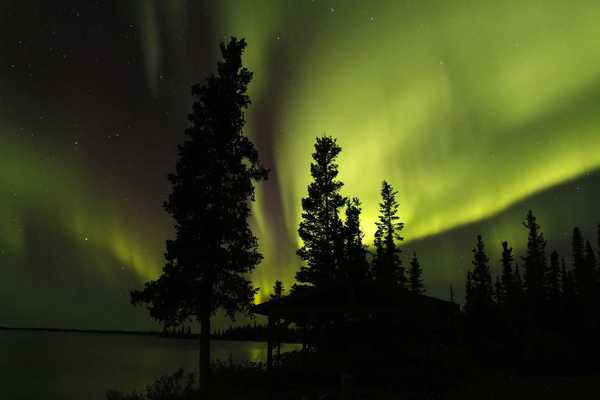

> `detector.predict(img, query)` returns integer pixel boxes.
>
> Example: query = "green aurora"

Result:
[1,0,600,327]
[215,0,600,301]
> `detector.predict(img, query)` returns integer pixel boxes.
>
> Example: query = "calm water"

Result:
[0,330,299,400]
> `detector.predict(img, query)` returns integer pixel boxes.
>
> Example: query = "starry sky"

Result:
[1,0,600,330]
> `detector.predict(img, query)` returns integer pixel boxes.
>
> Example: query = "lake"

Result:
[0,329,299,400]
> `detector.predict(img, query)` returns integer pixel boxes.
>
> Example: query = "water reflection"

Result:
[0,330,299,400]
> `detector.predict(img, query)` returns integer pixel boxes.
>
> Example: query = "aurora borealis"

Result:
[2,0,600,329]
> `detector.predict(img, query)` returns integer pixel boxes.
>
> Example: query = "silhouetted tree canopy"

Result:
[372,181,405,287]
[296,136,346,287]
[561,257,576,312]
[522,210,547,316]
[597,224,600,264]
[572,227,587,296]
[584,240,597,284]
[342,197,370,283]
[465,235,494,318]
[499,241,516,306]
[408,252,425,294]
[560,257,569,296]
[130,37,267,391]
[465,271,473,311]
[547,250,561,311]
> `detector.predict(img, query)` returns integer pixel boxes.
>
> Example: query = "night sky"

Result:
[2,0,600,330]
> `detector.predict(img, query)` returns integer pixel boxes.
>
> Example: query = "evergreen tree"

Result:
[465,271,474,313]
[584,240,597,280]
[579,240,597,305]
[514,263,523,299]
[271,280,284,300]
[567,270,577,300]
[560,257,576,314]
[500,241,515,304]
[562,259,577,302]
[342,197,369,283]
[558,255,581,338]
[597,224,600,270]
[408,252,425,294]
[597,223,600,268]
[494,275,503,305]
[296,136,346,287]
[560,257,568,296]
[130,38,267,392]
[572,227,586,295]
[465,235,494,316]
[547,250,561,311]
[597,224,600,295]
[571,228,597,304]
[522,210,547,311]
[373,181,405,287]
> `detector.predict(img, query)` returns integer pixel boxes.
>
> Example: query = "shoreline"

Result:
[0,326,301,343]
[0,325,159,337]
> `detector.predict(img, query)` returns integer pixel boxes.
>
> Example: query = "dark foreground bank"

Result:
[107,351,600,400]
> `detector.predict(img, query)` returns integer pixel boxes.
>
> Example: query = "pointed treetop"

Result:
[408,251,425,294]
[373,180,405,287]
[296,136,347,287]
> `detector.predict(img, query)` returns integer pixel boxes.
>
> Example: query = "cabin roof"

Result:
[253,280,459,318]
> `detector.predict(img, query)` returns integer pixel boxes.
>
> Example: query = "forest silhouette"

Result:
[120,37,600,400]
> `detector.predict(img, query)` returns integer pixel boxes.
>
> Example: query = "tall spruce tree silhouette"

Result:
[465,271,474,311]
[597,224,600,265]
[560,256,578,337]
[561,257,576,313]
[560,257,569,297]
[342,197,370,283]
[522,210,547,320]
[408,252,425,294]
[373,181,405,287]
[511,261,525,332]
[296,136,346,287]
[514,262,523,300]
[465,235,494,331]
[499,241,514,306]
[584,240,597,281]
[547,250,561,320]
[130,38,267,392]
[572,227,591,299]
[580,240,597,332]
[582,240,597,309]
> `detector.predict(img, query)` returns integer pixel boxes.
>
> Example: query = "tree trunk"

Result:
[267,315,274,372]
[199,311,211,395]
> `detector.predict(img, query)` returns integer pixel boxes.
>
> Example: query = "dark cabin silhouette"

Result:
[254,280,459,387]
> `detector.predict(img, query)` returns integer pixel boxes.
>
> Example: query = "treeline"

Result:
[464,210,600,371]
[273,136,425,296]
[160,325,193,339]
[212,323,302,343]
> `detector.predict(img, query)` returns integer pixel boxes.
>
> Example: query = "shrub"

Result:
[107,369,195,400]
